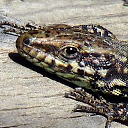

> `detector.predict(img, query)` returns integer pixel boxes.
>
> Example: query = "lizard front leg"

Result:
[65,88,128,128]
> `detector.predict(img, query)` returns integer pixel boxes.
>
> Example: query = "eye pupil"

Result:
[66,47,77,55]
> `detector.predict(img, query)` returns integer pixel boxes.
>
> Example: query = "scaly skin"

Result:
[1,21,128,128]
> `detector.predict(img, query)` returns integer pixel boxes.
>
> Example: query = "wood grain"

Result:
[0,0,128,128]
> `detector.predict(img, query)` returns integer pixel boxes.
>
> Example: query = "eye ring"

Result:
[60,46,79,60]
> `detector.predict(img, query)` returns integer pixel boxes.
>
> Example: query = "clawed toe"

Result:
[65,88,128,128]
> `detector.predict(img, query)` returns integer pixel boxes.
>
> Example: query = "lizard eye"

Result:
[61,46,79,60]
[65,47,77,55]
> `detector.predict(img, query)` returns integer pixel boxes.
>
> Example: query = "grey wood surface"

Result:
[0,0,128,128]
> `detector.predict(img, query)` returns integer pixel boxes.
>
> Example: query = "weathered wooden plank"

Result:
[0,0,128,128]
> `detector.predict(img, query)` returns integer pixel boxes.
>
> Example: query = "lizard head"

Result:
[16,24,125,92]
[16,26,115,76]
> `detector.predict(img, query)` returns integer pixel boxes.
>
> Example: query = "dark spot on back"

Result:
[45,33,50,37]
[45,30,51,33]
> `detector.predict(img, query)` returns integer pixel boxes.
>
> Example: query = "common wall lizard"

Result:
[1,21,128,128]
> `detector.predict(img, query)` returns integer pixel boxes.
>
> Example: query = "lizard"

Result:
[1,21,128,128]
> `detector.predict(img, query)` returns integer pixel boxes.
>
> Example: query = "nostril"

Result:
[23,38,30,45]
